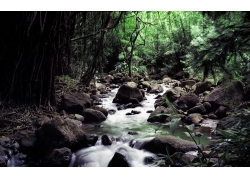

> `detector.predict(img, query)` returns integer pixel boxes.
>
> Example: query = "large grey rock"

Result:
[114,84,143,104]
[177,93,200,110]
[204,81,246,109]
[82,108,107,122]
[61,93,93,114]
[141,136,197,155]
[35,116,87,151]
[147,106,178,123]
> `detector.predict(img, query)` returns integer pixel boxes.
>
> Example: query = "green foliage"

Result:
[210,110,250,166]
[56,75,77,92]
[185,12,250,82]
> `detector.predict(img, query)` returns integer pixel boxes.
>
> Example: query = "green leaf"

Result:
[185,124,195,131]
[170,118,181,135]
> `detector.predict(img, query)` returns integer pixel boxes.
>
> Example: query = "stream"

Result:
[69,84,217,167]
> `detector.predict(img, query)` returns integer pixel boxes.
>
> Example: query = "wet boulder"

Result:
[204,81,246,109]
[101,135,112,146]
[147,106,177,123]
[140,81,151,89]
[162,77,172,84]
[176,93,200,110]
[99,74,114,84]
[215,106,228,119]
[61,93,93,114]
[93,107,108,117]
[179,80,196,89]
[193,82,213,95]
[141,135,197,155]
[114,84,143,104]
[203,102,212,113]
[35,116,88,151]
[45,147,72,167]
[126,81,138,88]
[148,83,163,94]
[108,152,129,167]
[82,108,107,122]
[74,114,85,122]
[185,113,203,125]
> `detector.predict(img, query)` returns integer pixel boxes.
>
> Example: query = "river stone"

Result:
[75,114,85,122]
[114,84,143,104]
[99,74,114,84]
[141,135,197,155]
[147,106,177,123]
[35,116,87,151]
[193,82,213,95]
[82,108,107,122]
[93,107,108,117]
[177,93,200,109]
[203,102,212,113]
[61,93,93,114]
[204,81,246,109]
[18,134,36,156]
[127,81,138,88]
[140,81,151,89]
[187,104,206,114]
[162,77,172,83]
[179,80,196,89]
[46,147,72,167]
[101,135,112,146]
[148,83,163,94]
[185,113,203,125]
[108,152,129,167]
[215,106,227,118]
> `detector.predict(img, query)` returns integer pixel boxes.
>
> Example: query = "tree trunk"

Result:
[0,12,73,107]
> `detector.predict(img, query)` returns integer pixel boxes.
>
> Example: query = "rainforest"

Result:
[0,11,250,168]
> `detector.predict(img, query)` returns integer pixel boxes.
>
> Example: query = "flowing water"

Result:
[70,84,217,167]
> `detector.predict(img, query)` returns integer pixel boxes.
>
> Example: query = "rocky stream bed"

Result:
[1,71,250,167]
